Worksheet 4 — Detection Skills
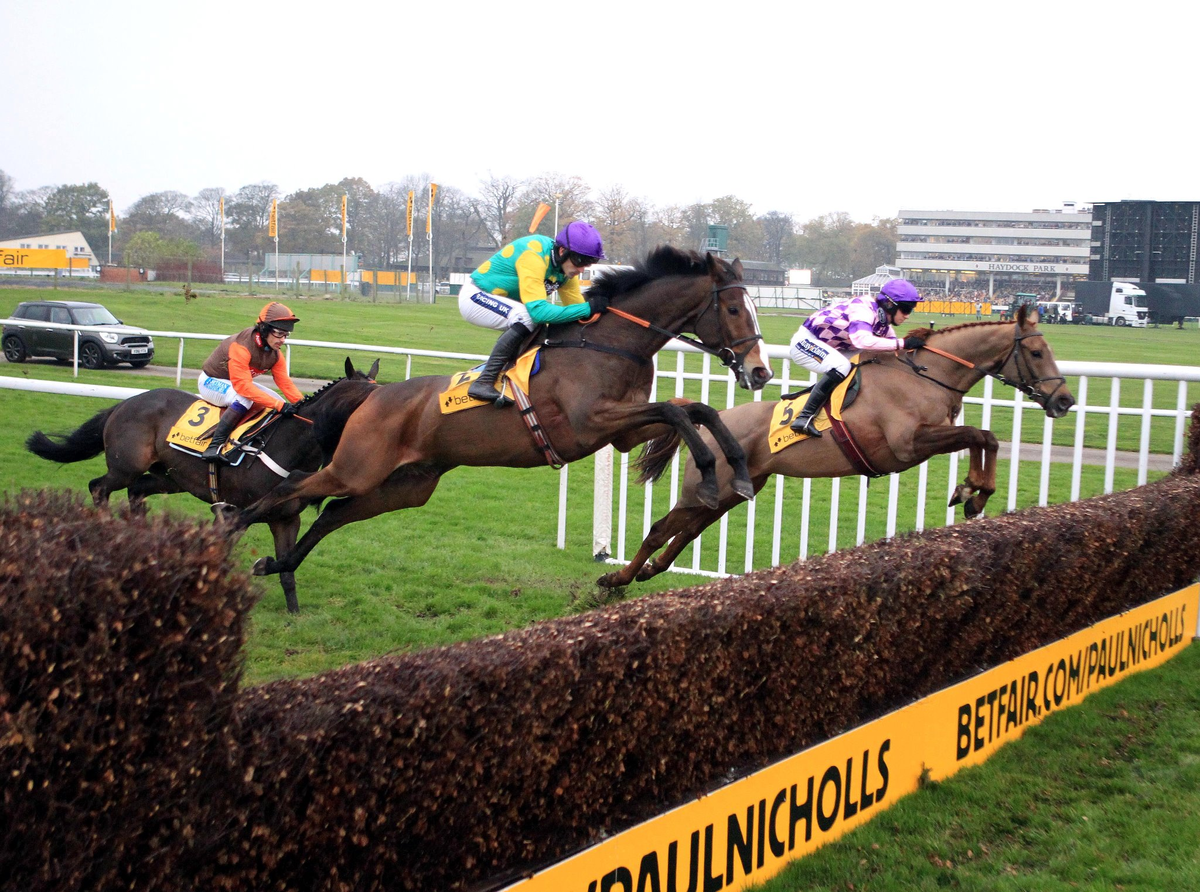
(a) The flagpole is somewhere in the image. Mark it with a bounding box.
[406,190,414,301]
[341,193,348,296]
[427,183,437,304]
[219,196,225,283]
[108,200,114,265]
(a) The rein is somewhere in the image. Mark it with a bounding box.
[900,326,1068,404]
[552,282,763,374]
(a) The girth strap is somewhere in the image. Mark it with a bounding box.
[509,381,566,469]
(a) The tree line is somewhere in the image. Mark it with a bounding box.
[0,169,896,286]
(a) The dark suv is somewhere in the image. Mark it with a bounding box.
[3,300,155,369]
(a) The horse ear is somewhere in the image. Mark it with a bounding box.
[368,359,380,380]
[731,257,744,279]
[345,357,355,378]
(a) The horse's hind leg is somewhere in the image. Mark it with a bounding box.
[267,515,303,613]
[254,469,443,578]
[126,472,181,517]
[597,503,724,588]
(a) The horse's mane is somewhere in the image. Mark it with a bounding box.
[584,245,713,302]
[906,319,1013,342]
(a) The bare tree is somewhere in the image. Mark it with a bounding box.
[595,185,646,264]
[192,187,226,248]
[758,211,795,265]
[517,174,594,234]
[477,174,523,247]
[123,190,196,240]
[225,182,279,256]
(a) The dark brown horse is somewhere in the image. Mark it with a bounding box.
[220,247,775,579]
[598,306,1075,587]
[26,358,379,613]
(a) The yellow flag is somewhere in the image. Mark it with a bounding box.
[528,202,552,234]
[406,191,414,238]
[219,196,225,238]
[426,183,438,235]
[269,200,278,238]
[341,194,348,240]
[109,200,116,233]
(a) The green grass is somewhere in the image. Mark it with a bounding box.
[751,643,1200,892]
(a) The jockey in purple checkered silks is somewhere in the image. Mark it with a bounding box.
[786,279,925,437]
[457,222,608,406]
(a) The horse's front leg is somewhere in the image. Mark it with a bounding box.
[267,515,303,614]
[678,402,753,501]
[909,424,999,517]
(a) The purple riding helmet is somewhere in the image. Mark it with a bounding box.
[555,221,606,263]
[876,278,921,309]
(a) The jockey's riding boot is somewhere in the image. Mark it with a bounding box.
[790,368,847,438]
[201,403,249,464]
[468,322,531,407]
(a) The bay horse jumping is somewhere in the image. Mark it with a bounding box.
[219,247,775,580]
[26,358,379,613]
[598,306,1075,587]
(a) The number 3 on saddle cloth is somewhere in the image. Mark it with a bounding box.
[165,402,274,466]
[438,347,564,468]
[768,358,881,477]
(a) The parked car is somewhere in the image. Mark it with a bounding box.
[3,300,155,369]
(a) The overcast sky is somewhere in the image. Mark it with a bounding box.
[4,0,1194,223]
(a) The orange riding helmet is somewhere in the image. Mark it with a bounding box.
[257,301,299,332]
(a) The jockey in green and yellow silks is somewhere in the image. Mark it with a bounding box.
[458,222,609,405]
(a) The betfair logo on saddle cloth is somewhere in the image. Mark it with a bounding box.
[439,348,540,415]
[166,401,269,455]
[769,363,860,454]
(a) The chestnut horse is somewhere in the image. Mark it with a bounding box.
[26,358,379,612]
[220,247,774,579]
[598,306,1075,587]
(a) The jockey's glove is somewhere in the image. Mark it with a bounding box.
[901,335,924,351]
[278,401,302,417]
[587,293,611,316]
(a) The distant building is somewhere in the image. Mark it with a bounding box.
[896,207,1091,298]
[0,231,98,268]
[738,260,785,287]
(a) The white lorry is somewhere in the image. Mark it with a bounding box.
[1073,281,1148,327]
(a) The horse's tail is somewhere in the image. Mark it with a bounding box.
[26,406,117,464]
[634,430,684,485]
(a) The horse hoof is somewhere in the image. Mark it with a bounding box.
[697,482,719,510]
[732,479,755,501]
[635,562,659,582]
[596,572,620,588]
[252,557,275,576]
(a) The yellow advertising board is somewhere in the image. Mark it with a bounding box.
[1,248,69,269]
[501,584,1197,892]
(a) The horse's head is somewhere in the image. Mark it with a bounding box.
[996,305,1075,418]
[695,254,773,391]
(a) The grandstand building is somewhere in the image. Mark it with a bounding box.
[895,207,1091,301]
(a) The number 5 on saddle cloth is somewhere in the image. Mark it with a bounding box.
[768,358,879,477]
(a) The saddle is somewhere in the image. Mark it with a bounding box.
[438,348,542,416]
[769,359,883,477]
[166,402,275,465]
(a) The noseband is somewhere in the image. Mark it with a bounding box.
[992,331,1068,407]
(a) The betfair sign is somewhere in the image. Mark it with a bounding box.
[1,248,70,269]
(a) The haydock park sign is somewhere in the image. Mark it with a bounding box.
[501,584,1197,892]
[0,248,70,269]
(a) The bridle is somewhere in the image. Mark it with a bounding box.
[900,324,1068,406]
[604,281,763,377]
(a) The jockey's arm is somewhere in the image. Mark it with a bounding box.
[515,248,592,325]
[270,362,303,405]
[228,342,289,411]
[845,319,903,353]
